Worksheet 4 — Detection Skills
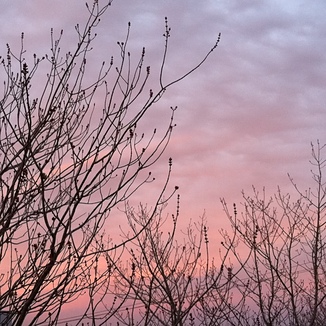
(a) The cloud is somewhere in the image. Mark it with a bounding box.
[1,0,326,224]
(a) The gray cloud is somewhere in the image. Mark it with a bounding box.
[1,0,326,223]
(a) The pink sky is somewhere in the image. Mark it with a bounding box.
[2,0,326,236]
[94,1,325,227]
[1,0,326,322]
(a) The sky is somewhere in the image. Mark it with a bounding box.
[1,0,326,234]
[1,0,326,250]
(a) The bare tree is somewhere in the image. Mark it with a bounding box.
[104,194,232,326]
[220,141,326,326]
[0,1,220,325]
